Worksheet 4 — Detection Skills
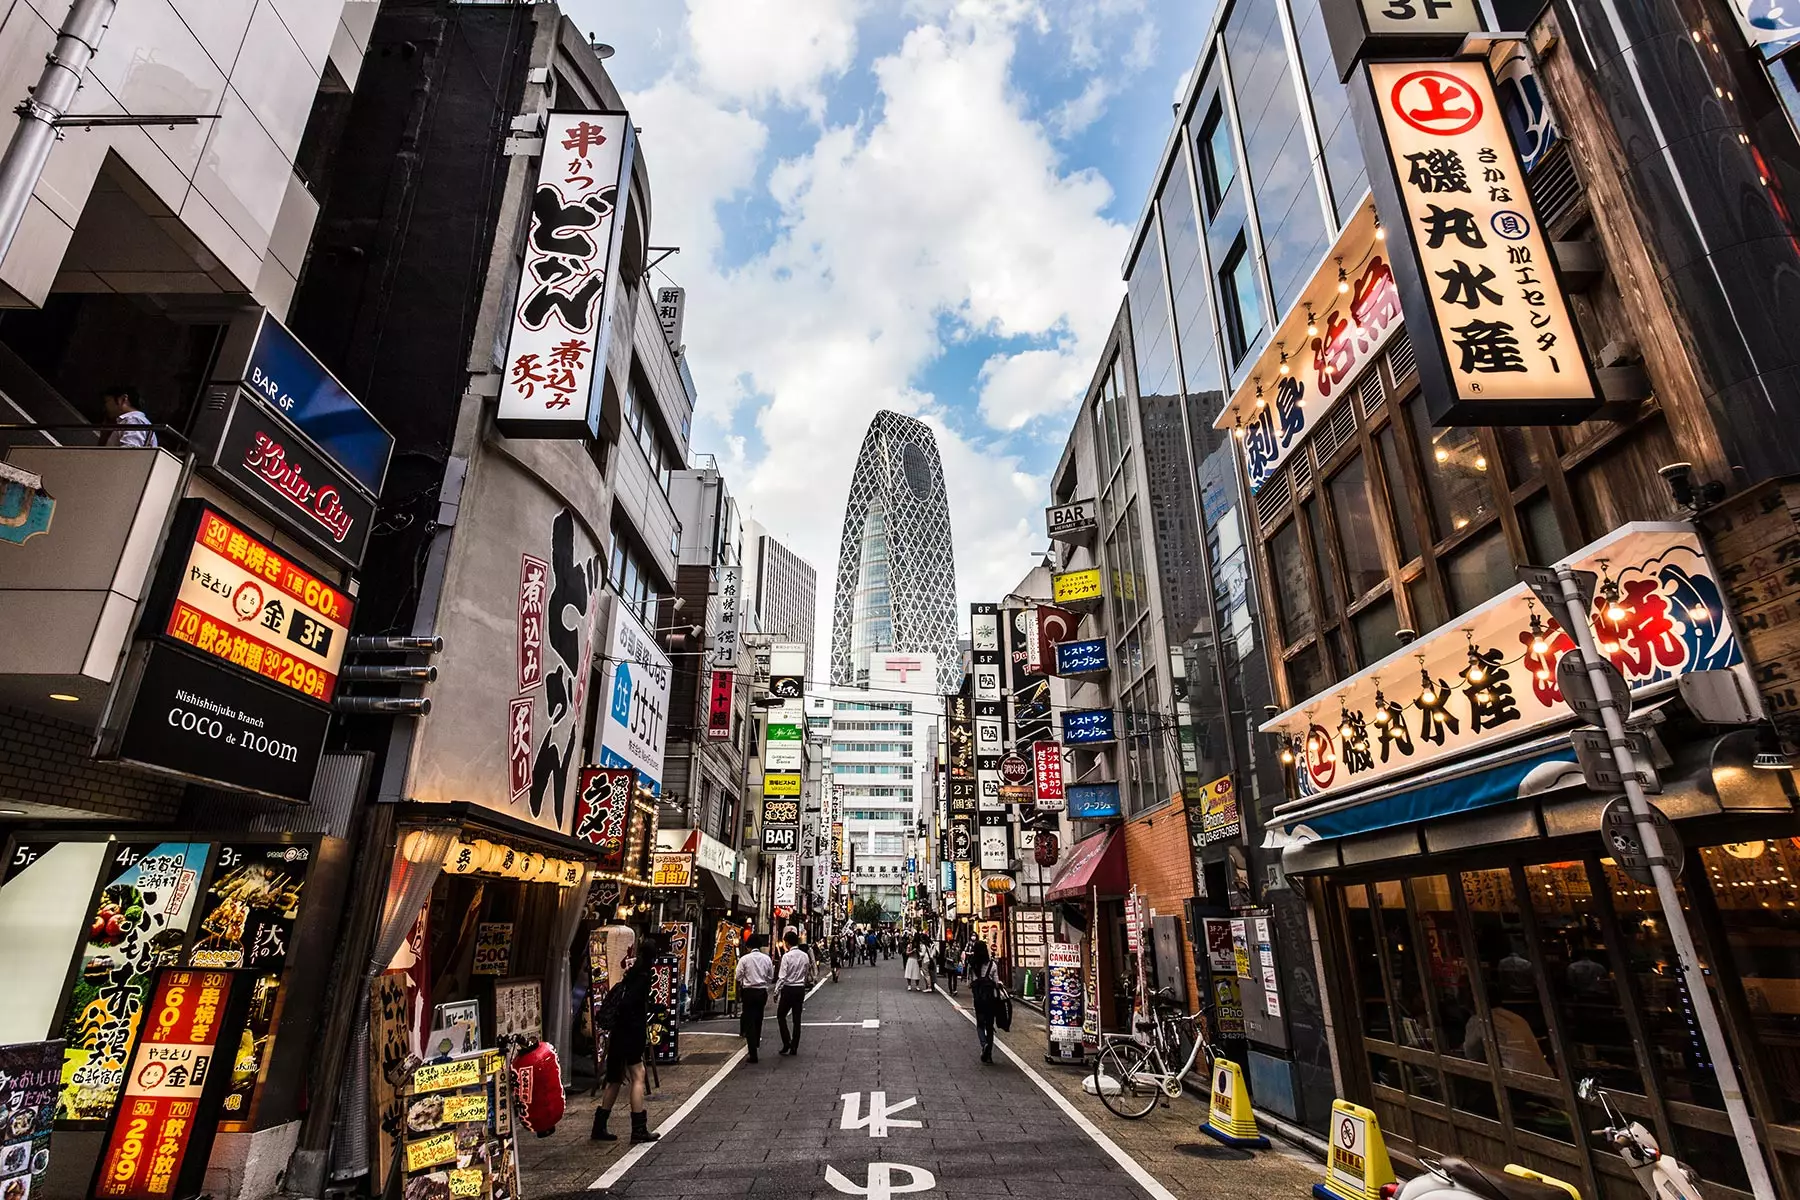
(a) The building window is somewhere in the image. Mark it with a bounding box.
[1220,236,1262,362]
[1198,99,1236,215]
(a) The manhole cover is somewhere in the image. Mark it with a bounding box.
[1174,1142,1256,1161]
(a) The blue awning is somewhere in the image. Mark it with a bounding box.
[1283,746,1579,844]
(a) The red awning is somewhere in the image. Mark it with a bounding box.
[1045,827,1127,901]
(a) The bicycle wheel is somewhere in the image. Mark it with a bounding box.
[1094,1041,1160,1119]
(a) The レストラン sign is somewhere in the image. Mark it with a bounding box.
[149,502,352,703]
[1267,524,1749,806]
[1360,59,1599,425]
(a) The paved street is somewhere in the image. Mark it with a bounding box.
[525,962,1325,1200]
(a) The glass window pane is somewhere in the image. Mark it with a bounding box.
[1510,1088,1576,1144]
[1271,519,1315,644]
[1375,880,1432,1050]
[1408,577,1446,636]
[1376,426,1421,563]
[1522,494,1567,563]
[1345,885,1394,1042]
[1498,426,1538,487]
[1200,101,1236,213]
[1221,237,1263,361]
[1448,1071,1501,1120]
[1353,596,1401,666]
[1129,239,1177,400]
[1305,499,1339,619]
[1462,867,1558,1077]
[1444,526,1514,614]
[1328,454,1387,599]
[1413,875,1479,1060]
[1699,840,1800,1124]
[1408,402,1497,539]
[1525,861,1639,1094]
[1601,858,1725,1109]
[1287,643,1329,701]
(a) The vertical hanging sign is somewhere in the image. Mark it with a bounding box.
[971,604,1010,871]
[496,112,637,439]
[1358,60,1599,426]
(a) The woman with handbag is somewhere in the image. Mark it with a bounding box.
[967,941,1008,1062]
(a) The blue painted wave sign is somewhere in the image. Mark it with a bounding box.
[1062,707,1116,745]
[1053,638,1108,675]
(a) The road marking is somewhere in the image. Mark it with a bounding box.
[825,1162,937,1199]
[933,985,1180,1200]
[588,974,831,1190]
[803,1019,880,1028]
[840,1091,922,1137]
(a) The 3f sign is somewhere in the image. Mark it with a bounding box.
[1359,0,1480,33]
[1378,0,1454,17]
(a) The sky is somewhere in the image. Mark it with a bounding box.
[561,0,1217,665]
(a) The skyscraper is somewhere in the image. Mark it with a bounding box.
[742,516,819,679]
[830,411,960,694]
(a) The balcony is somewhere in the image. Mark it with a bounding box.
[0,446,183,722]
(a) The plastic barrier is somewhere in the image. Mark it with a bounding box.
[1201,1057,1268,1148]
[1313,1100,1395,1200]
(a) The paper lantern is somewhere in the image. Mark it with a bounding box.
[513,850,539,880]
[443,839,481,874]
[530,856,560,883]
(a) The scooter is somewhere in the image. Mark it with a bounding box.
[1382,1155,1579,1200]
[1578,1077,1706,1200]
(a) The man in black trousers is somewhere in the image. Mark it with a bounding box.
[734,934,775,1062]
[775,929,813,1055]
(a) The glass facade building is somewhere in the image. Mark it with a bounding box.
[829,411,961,694]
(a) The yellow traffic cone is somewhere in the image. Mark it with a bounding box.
[1314,1100,1394,1200]
[1202,1057,1269,1149]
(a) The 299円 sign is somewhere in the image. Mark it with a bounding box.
[1365,59,1598,425]
[157,503,351,703]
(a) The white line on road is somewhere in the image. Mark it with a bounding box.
[932,986,1180,1200]
[802,1018,880,1028]
[588,976,830,1190]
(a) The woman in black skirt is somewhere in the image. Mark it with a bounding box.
[591,930,667,1144]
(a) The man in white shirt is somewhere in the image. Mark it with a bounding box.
[734,934,776,1062]
[102,386,157,448]
[775,929,813,1056]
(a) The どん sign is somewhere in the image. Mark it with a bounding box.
[115,644,332,803]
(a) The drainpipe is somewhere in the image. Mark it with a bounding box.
[0,0,116,268]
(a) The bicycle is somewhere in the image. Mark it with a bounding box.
[1091,988,1214,1119]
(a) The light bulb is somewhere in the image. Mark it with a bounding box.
[1307,319,1319,337]
[1605,602,1629,623]
[1278,359,1290,376]
[1601,640,1621,654]
[1688,603,1708,620]
[1531,637,1548,656]
[1338,721,1354,739]
[1338,276,1349,294]
[1279,747,1295,765]
[1535,667,1550,681]
[1375,222,1386,241]
[1474,455,1488,470]
[1420,688,1437,707]
[1372,707,1390,726]
[1476,689,1493,704]
[1466,664,1487,685]
[1435,447,1450,463]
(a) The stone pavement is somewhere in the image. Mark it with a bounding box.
[522,960,1326,1200]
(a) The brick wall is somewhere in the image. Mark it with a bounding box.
[1122,801,1201,1006]
[0,705,184,822]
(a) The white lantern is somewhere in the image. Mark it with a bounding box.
[512,850,539,880]
[442,838,481,874]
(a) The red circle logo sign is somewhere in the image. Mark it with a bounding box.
[1389,69,1482,137]
[1306,722,1336,790]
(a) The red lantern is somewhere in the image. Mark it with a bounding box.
[512,1040,565,1135]
[1034,832,1060,868]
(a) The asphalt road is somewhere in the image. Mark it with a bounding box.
[580,961,1161,1200]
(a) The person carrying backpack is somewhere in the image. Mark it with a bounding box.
[591,930,668,1143]
[967,941,1009,1063]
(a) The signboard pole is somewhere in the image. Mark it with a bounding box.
[1543,563,1774,1200]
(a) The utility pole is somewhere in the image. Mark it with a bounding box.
[0,0,114,266]
[1533,563,1775,1200]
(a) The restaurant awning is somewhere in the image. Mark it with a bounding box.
[1046,827,1127,901]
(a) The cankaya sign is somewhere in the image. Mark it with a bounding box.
[1052,568,1103,606]
[707,669,734,739]
[1054,637,1109,675]
[206,391,375,566]
[114,644,331,803]
[1268,523,1749,806]
[1241,254,1403,495]
[1361,59,1599,425]
[1032,741,1066,808]
[1046,498,1098,541]
[151,502,353,704]
[1028,604,1080,673]
[597,600,672,794]
[235,311,393,493]
[497,112,636,438]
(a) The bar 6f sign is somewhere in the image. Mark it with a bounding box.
[1358,60,1599,426]
[497,113,637,439]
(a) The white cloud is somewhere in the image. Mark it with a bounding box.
[625,79,768,262]
[976,343,1093,430]
[1052,76,1112,138]
[685,0,861,114]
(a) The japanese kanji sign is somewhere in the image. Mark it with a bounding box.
[156,501,353,703]
[1363,60,1598,425]
[497,112,635,438]
[1266,523,1751,809]
[518,553,548,692]
[707,668,735,739]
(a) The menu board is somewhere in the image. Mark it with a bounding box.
[648,955,680,1064]
[0,1039,63,1196]
[492,979,542,1043]
[473,924,512,976]
[1045,943,1084,1045]
[400,1050,518,1200]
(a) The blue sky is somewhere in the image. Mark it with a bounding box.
[561,0,1217,640]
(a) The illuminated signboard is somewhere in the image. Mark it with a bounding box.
[149,502,352,703]
[651,852,694,889]
[94,970,242,1200]
[1053,637,1109,675]
[1052,568,1102,606]
[762,772,801,798]
[496,112,636,439]
[1361,59,1599,425]
[707,669,734,739]
[1062,707,1117,745]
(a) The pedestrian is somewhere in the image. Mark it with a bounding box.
[881,929,893,961]
[942,937,959,995]
[591,930,669,1143]
[968,940,1003,1063]
[734,933,775,1062]
[921,938,937,992]
[776,929,813,1056]
[865,929,878,965]
[101,385,157,448]
[903,934,923,991]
